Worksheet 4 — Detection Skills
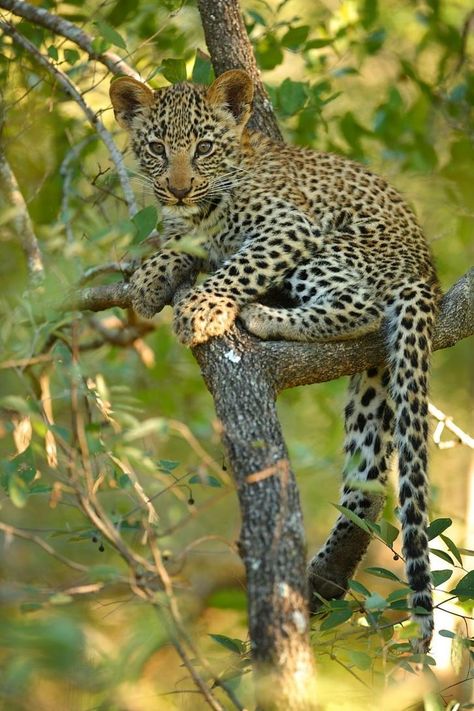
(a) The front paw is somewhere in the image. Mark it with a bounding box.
[130,265,173,319]
[173,290,238,345]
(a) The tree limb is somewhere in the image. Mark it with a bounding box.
[0,147,44,282]
[0,0,140,79]
[69,269,474,383]
[197,0,283,141]
[0,20,138,216]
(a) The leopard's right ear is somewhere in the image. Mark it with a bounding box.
[109,77,155,130]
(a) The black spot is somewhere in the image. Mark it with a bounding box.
[361,387,376,406]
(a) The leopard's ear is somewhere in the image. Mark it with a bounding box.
[207,70,254,126]
[109,77,154,130]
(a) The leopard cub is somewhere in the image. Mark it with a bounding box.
[110,70,441,650]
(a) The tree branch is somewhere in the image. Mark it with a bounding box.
[0,20,138,216]
[0,0,140,79]
[68,269,474,379]
[197,0,283,141]
[0,147,44,282]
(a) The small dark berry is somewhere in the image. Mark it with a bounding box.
[188,497,195,505]
[99,543,105,552]
[393,554,399,561]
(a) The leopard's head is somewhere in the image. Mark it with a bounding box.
[110,70,254,215]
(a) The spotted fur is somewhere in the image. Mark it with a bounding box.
[110,70,441,650]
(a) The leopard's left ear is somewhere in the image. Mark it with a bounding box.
[207,70,254,126]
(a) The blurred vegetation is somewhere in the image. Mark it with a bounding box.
[0,0,472,709]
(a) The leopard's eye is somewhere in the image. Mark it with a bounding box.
[196,140,213,156]
[148,141,166,158]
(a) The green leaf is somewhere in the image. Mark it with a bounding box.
[132,206,157,243]
[64,48,80,65]
[427,518,452,540]
[431,569,453,587]
[278,79,307,116]
[157,459,180,472]
[348,650,372,670]
[378,519,399,547]
[47,45,58,61]
[450,571,474,599]
[305,38,334,49]
[333,504,372,534]
[191,51,213,84]
[320,607,353,630]
[348,579,370,597]
[365,566,401,582]
[209,634,244,654]
[361,0,378,29]
[255,33,284,70]
[429,548,454,565]
[281,25,310,50]
[188,474,222,488]
[364,592,387,611]
[8,473,29,508]
[247,9,267,26]
[386,587,411,603]
[94,20,127,50]
[440,534,463,565]
[161,58,187,84]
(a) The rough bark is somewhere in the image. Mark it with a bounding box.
[197,0,283,141]
[195,333,317,709]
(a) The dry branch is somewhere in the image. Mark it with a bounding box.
[0,0,139,79]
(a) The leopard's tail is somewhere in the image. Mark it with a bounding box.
[385,279,439,650]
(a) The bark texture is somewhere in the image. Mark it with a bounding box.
[195,333,317,709]
[197,0,283,141]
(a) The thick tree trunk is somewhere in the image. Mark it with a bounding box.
[197,0,283,141]
[195,332,316,709]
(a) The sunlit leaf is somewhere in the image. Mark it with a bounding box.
[365,566,401,582]
[320,608,353,630]
[132,206,157,243]
[427,518,452,540]
[209,634,244,654]
[440,534,463,565]
[94,19,127,50]
[450,571,474,599]
[161,58,187,83]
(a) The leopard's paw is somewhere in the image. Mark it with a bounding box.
[130,265,173,319]
[173,290,238,345]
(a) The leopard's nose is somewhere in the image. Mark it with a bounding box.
[168,183,192,199]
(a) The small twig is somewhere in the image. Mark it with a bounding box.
[0,521,89,573]
[0,20,138,216]
[80,260,139,284]
[0,354,53,369]
[0,0,140,79]
[429,402,474,449]
[59,135,96,243]
[0,148,44,282]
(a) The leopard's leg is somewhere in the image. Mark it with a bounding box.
[239,286,382,342]
[307,367,395,608]
[130,250,201,318]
